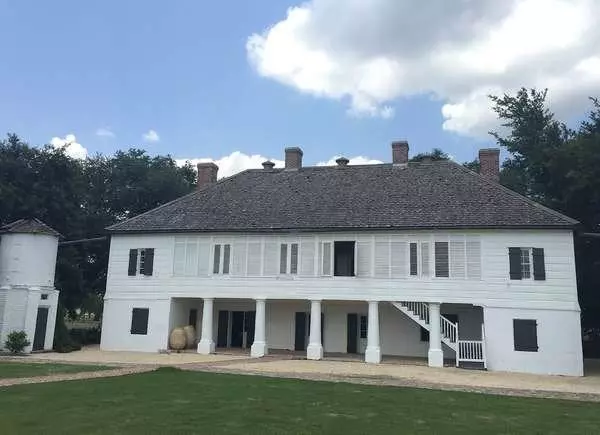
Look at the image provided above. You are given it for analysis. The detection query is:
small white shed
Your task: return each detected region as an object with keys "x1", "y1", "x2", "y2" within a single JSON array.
[{"x1": 0, "y1": 219, "x2": 60, "y2": 352}]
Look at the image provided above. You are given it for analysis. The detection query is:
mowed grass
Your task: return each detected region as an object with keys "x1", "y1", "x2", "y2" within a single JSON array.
[
  {"x1": 0, "y1": 367, "x2": 599, "y2": 435},
  {"x1": 0, "y1": 361, "x2": 111, "y2": 379}
]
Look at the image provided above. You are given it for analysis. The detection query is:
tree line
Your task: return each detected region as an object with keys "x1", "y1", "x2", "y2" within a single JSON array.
[{"x1": 1, "y1": 88, "x2": 599, "y2": 331}]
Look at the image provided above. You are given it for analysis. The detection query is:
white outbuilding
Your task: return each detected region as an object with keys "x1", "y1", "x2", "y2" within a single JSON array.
[{"x1": 0, "y1": 218, "x2": 60, "y2": 352}]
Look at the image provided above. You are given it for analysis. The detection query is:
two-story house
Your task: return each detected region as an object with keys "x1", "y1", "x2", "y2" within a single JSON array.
[{"x1": 100, "y1": 142, "x2": 583, "y2": 376}]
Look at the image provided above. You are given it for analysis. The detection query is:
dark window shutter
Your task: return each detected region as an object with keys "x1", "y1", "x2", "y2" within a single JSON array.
[
  {"x1": 128, "y1": 249, "x2": 138, "y2": 276},
  {"x1": 513, "y1": 319, "x2": 538, "y2": 352},
  {"x1": 143, "y1": 249, "x2": 154, "y2": 276},
  {"x1": 532, "y1": 248, "x2": 545, "y2": 281},
  {"x1": 434, "y1": 242, "x2": 449, "y2": 277},
  {"x1": 409, "y1": 243, "x2": 418, "y2": 276},
  {"x1": 508, "y1": 247, "x2": 522, "y2": 280},
  {"x1": 131, "y1": 308, "x2": 149, "y2": 335}
]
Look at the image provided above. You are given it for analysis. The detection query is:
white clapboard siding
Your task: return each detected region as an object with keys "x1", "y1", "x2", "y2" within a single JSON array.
[
  {"x1": 450, "y1": 237, "x2": 466, "y2": 279},
  {"x1": 356, "y1": 240, "x2": 372, "y2": 277},
  {"x1": 247, "y1": 242, "x2": 262, "y2": 276},
  {"x1": 173, "y1": 240, "x2": 186, "y2": 276},
  {"x1": 374, "y1": 239, "x2": 390, "y2": 278},
  {"x1": 184, "y1": 240, "x2": 198, "y2": 276}
]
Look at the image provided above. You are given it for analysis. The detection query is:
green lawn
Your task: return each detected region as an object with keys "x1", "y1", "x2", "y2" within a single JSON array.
[
  {"x1": 0, "y1": 367, "x2": 598, "y2": 435},
  {"x1": 0, "y1": 361, "x2": 111, "y2": 379}
]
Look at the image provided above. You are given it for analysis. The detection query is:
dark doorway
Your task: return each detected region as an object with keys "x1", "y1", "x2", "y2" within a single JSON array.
[
  {"x1": 33, "y1": 307, "x2": 49, "y2": 351},
  {"x1": 231, "y1": 311, "x2": 245, "y2": 348},
  {"x1": 294, "y1": 312, "x2": 307, "y2": 351},
  {"x1": 188, "y1": 309, "x2": 198, "y2": 327},
  {"x1": 217, "y1": 310, "x2": 229, "y2": 347},
  {"x1": 347, "y1": 313, "x2": 358, "y2": 353},
  {"x1": 245, "y1": 311, "x2": 256, "y2": 347},
  {"x1": 334, "y1": 241, "x2": 355, "y2": 276}
]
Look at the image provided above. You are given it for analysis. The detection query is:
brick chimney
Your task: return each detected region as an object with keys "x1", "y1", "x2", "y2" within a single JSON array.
[
  {"x1": 196, "y1": 162, "x2": 218, "y2": 190},
  {"x1": 392, "y1": 141, "x2": 409, "y2": 165},
  {"x1": 479, "y1": 148, "x2": 500, "y2": 182},
  {"x1": 285, "y1": 147, "x2": 303, "y2": 170}
]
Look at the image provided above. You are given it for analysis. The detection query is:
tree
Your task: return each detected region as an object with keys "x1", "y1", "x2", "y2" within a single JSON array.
[
  {"x1": 410, "y1": 148, "x2": 450, "y2": 162},
  {"x1": 489, "y1": 89, "x2": 600, "y2": 329},
  {"x1": 0, "y1": 135, "x2": 197, "y2": 317}
]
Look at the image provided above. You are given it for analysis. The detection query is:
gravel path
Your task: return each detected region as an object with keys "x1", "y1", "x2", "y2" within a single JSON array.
[{"x1": 0, "y1": 366, "x2": 156, "y2": 388}]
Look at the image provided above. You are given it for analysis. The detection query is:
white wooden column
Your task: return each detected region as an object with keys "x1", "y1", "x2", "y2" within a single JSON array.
[
  {"x1": 365, "y1": 301, "x2": 381, "y2": 364},
  {"x1": 251, "y1": 299, "x2": 267, "y2": 357},
  {"x1": 428, "y1": 302, "x2": 443, "y2": 367},
  {"x1": 197, "y1": 298, "x2": 215, "y2": 354},
  {"x1": 306, "y1": 300, "x2": 323, "y2": 360}
]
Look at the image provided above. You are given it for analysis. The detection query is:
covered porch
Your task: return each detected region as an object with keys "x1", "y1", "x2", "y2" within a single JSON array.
[{"x1": 168, "y1": 297, "x2": 485, "y2": 368}]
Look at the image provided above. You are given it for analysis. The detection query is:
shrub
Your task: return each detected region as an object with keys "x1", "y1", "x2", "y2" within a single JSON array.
[
  {"x1": 69, "y1": 326, "x2": 101, "y2": 345},
  {"x1": 53, "y1": 303, "x2": 82, "y2": 353},
  {"x1": 5, "y1": 331, "x2": 30, "y2": 354}
]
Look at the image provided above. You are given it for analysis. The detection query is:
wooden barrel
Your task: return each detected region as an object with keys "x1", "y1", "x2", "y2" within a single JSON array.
[
  {"x1": 169, "y1": 327, "x2": 187, "y2": 351},
  {"x1": 183, "y1": 325, "x2": 196, "y2": 348}
]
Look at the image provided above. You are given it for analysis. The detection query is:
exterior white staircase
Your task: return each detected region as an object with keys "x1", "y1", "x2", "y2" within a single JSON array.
[{"x1": 391, "y1": 301, "x2": 486, "y2": 368}]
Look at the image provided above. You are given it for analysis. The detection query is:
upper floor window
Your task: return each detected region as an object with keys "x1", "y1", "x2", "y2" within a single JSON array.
[
  {"x1": 334, "y1": 241, "x2": 355, "y2": 277},
  {"x1": 213, "y1": 244, "x2": 231, "y2": 275},
  {"x1": 509, "y1": 247, "x2": 545, "y2": 280},
  {"x1": 280, "y1": 243, "x2": 299, "y2": 274},
  {"x1": 409, "y1": 242, "x2": 430, "y2": 277},
  {"x1": 128, "y1": 248, "x2": 154, "y2": 276}
]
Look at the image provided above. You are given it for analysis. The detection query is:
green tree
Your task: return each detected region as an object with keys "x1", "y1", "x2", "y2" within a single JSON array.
[
  {"x1": 410, "y1": 148, "x2": 450, "y2": 162},
  {"x1": 489, "y1": 90, "x2": 600, "y2": 329}
]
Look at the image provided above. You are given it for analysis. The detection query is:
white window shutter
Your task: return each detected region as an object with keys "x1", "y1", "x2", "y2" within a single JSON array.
[
  {"x1": 173, "y1": 241, "x2": 186, "y2": 276},
  {"x1": 421, "y1": 242, "x2": 430, "y2": 277},
  {"x1": 374, "y1": 239, "x2": 390, "y2": 277},
  {"x1": 450, "y1": 238, "x2": 466, "y2": 278},
  {"x1": 466, "y1": 237, "x2": 482, "y2": 279},
  {"x1": 391, "y1": 241, "x2": 407, "y2": 277},
  {"x1": 264, "y1": 241, "x2": 279, "y2": 275},
  {"x1": 197, "y1": 241, "x2": 210, "y2": 276},
  {"x1": 247, "y1": 241, "x2": 262, "y2": 276},
  {"x1": 320, "y1": 241, "x2": 332, "y2": 276},
  {"x1": 232, "y1": 241, "x2": 247, "y2": 276},
  {"x1": 300, "y1": 238, "x2": 315, "y2": 276},
  {"x1": 356, "y1": 240, "x2": 372, "y2": 277},
  {"x1": 184, "y1": 241, "x2": 198, "y2": 276}
]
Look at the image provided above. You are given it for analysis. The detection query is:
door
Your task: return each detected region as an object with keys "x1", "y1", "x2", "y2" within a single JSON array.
[
  {"x1": 295, "y1": 312, "x2": 307, "y2": 351},
  {"x1": 33, "y1": 307, "x2": 49, "y2": 351},
  {"x1": 347, "y1": 313, "x2": 358, "y2": 354},
  {"x1": 358, "y1": 315, "x2": 368, "y2": 353},
  {"x1": 231, "y1": 311, "x2": 245, "y2": 348},
  {"x1": 217, "y1": 310, "x2": 229, "y2": 348}
]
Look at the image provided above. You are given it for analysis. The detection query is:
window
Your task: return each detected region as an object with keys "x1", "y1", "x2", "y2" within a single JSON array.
[
  {"x1": 334, "y1": 241, "x2": 355, "y2": 277},
  {"x1": 421, "y1": 242, "x2": 430, "y2": 277},
  {"x1": 509, "y1": 247, "x2": 545, "y2": 280},
  {"x1": 360, "y1": 315, "x2": 368, "y2": 339},
  {"x1": 409, "y1": 243, "x2": 418, "y2": 276},
  {"x1": 213, "y1": 244, "x2": 231, "y2": 274},
  {"x1": 434, "y1": 242, "x2": 449, "y2": 277},
  {"x1": 128, "y1": 249, "x2": 154, "y2": 276},
  {"x1": 280, "y1": 243, "x2": 299, "y2": 275},
  {"x1": 130, "y1": 308, "x2": 149, "y2": 335},
  {"x1": 173, "y1": 238, "x2": 211, "y2": 277},
  {"x1": 320, "y1": 242, "x2": 333, "y2": 276},
  {"x1": 41, "y1": 294, "x2": 48, "y2": 300},
  {"x1": 513, "y1": 319, "x2": 538, "y2": 352}
]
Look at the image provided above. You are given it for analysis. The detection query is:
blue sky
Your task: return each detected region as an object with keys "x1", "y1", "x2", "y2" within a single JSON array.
[{"x1": 1, "y1": 1, "x2": 597, "y2": 174}]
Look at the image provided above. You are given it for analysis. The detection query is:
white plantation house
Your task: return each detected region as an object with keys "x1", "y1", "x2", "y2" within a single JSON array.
[{"x1": 100, "y1": 142, "x2": 584, "y2": 376}]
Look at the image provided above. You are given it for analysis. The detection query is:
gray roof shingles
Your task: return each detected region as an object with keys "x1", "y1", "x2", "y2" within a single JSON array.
[
  {"x1": 107, "y1": 161, "x2": 578, "y2": 233},
  {"x1": 0, "y1": 218, "x2": 62, "y2": 237}
]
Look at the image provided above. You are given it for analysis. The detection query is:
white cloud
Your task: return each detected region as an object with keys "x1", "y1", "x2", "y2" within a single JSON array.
[
  {"x1": 143, "y1": 129, "x2": 160, "y2": 142},
  {"x1": 247, "y1": 0, "x2": 600, "y2": 136},
  {"x1": 95, "y1": 127, "x2": 115, "y2": 138},
  {"x1": 317, "y1": 156, "x2": 383, "y2": 166},
  {"x1": 176, "y1": 151, "x2": 285, "y2": 179},
  {"x1": 49, "y1": 134, "x2": 88, "y2": 159}
]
